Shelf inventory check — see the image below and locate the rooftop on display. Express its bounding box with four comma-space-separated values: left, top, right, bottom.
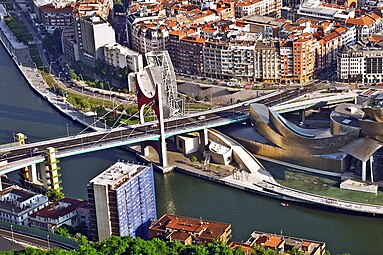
89, 162, 151, 189
150, 214, 231, 243
30, 198, 86, 220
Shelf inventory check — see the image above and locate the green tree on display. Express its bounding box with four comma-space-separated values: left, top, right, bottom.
207, 242, 233, 255
46, 189, 64, 202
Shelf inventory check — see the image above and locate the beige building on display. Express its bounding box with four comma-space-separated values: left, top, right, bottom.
234, 0, 282, 18
255, 40, 280, 83
103, 42, 143, 72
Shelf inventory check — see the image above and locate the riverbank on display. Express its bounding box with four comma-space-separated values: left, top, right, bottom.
0, 16, 103, 132
129, 129, 383, 216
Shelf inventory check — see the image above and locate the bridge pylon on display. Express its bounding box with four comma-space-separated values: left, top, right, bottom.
41, 147, 61, 191
135, 66, 170, 171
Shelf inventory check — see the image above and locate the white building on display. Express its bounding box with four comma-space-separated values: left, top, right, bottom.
103, 43, 143, 72
234, 0, 282, 18
0, 179, 48, 226
209, 141, 232, 165
336, 26, 356, 46
298, 0, 354, 21
203, 33, 260, 81
29, 198, 88, 232
175, 133, 199, 155
75, 15, 116, 66
337, 44, 383, 84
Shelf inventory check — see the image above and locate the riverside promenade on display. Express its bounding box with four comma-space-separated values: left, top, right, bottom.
135, 128, 383, 216
0, 9, 103, 132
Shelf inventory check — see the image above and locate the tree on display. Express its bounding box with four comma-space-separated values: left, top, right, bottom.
190, 155, 198, 162
55, 225, 72, 238
46, 189, 64, 202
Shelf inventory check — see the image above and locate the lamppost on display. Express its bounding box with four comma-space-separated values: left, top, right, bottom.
47, 234, 50, 249
10, 224, 14, 242
66, 123, 69, 137
106, 81, 112, 101
49, 61, 54, 74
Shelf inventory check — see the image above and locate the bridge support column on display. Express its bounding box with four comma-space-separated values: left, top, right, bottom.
198, 129, 208, 153
41, 147, 61, 191
362, 160, 367, 182
141, 143, 150, 157
23, 164, 38, 183
158, 138, 168, 170
300, 110, 305, 125
370, 156, 374, 183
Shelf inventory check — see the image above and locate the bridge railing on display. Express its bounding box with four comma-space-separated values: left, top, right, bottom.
0, 220, 79, 250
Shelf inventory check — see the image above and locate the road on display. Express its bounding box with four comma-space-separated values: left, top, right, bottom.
0, 85, 323, 165
0, 228, 62, 250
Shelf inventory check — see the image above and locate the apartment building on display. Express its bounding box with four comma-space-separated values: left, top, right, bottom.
337, 44, 383, 84
61, 27, 79, 64
167, 31, 205, 76
73, 0, 113, 20
103, 42, 143, 71
74, 15, 116, 66
38, 5, 74, 31
234, 0, 282, 18
337, 45, 364, 81
255, 40, 280, 83
0, 177, 48, 226
335, 26, 356, 46
280, 33, 316, 84
317, 31, 340, 69
149, 214, 232, 245
293, 34, 316, 83
346, 12, 383, 41
87, 162, 156, 241
204, 38, 256, 81
129, 19, 170, 54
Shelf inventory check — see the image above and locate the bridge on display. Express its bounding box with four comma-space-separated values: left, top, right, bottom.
271, 92, 356, 113
0, 90, 356, 178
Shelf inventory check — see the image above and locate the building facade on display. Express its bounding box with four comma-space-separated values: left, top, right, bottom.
167, 31, 205, 76
88, 162, 156, 241
255, 40, 280, 82
337, 44, 383, 83
0, 177, 48, 226
38, 5, 74, 31
103, 42, 143, 71
74, 15, 116, 66
234, 0, 282, 18
29, 198, 88, 232
149, 214, 232, 245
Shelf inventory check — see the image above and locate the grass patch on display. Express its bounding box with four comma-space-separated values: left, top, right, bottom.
275, 170, 383, 205
29, 44, 43, 68
4, 15, 33, 44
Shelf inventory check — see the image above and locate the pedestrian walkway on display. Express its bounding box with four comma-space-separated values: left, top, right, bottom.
257, 181, 383, 215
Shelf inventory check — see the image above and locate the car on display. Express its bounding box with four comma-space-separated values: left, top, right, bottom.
197, 115, 206, 120
243, 102, 250, 106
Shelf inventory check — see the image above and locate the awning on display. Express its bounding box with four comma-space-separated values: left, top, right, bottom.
339, 138, 383, 162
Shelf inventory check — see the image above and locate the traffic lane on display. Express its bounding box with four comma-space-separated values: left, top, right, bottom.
2, 87, 314, 161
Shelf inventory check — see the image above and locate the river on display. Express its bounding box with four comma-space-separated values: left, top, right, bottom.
0, 43, 382, 255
